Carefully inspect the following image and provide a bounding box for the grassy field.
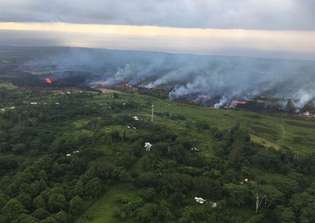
[91,91,315,156]
[120,92,315,155]
[76,185,137,223]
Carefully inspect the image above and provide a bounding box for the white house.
[194,197,206,204]
[191,147,199,152]
[144,142,152,152]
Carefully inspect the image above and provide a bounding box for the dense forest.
[0,84,315,223]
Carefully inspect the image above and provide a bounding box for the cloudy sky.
[0,0,314,59]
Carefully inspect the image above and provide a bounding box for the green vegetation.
[0,81,17,90]
[77,185,137,223]
[0,86,315,223]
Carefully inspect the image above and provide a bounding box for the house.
[301,111,315,118]
[144,142,152,152]
[303,111,311,116]
[1,106,16,112]
[194,197,206,204]
[191,147,199,152]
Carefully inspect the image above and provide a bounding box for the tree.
[0,193,9,209]
[84,177,103,198]
[32,208,50,220]
[69,195,84,216]
[255,184,284,213]
[12,143,27,153]
[17,192,33,210]
[2,198,25,221]
[54,211,68,223]
[47,193,66,212]
[136,203,158,223]
[74,180,84,197]
[0,157,18,174]
[224,183,252,207]
[41,216,57,223]
[179,206,212,223]
[33,194,46,209]
[274,206,295,223]
[16,214,38,223]
[193,176,223,199]
[290,192,315,223]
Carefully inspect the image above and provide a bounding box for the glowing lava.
[45,78,54,85]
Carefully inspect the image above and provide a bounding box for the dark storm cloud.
[0,0,314,30]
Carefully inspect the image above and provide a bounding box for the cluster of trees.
[1,87,315,223]
[0,90,130,222]
[113,122,315,223]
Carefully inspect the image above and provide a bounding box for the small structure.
[194,197,206,204]
[301,111,315,118]
[144,142,152,152]
[73,150,80,154]
[303,111,311,116]
[30,102,38,105]
[66,153,72,157]
[133,116,139,121]
[211,202,217,208]
[229,100,248,108]
[1,106,16,112]
[127,125,137,129]
[191,147,199,152]
[241,178,249,185]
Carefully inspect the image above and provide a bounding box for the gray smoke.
[24,48,315,108]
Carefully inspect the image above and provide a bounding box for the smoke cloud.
[24,48,315,108]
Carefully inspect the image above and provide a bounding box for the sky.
[0,0,314,59]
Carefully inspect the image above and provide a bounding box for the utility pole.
[151,104,154,122]
[255,192,259,213]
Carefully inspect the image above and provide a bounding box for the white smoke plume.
[24,48,315,108]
